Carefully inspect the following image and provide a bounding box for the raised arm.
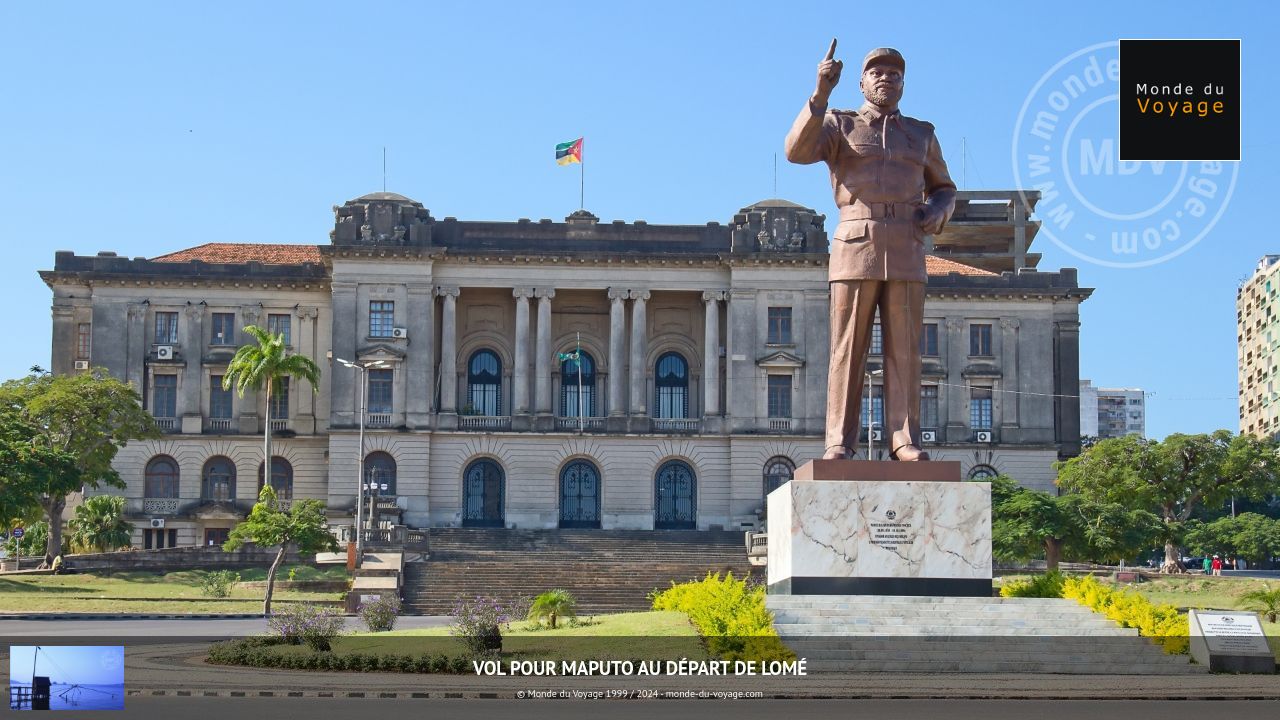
[784,39,842,165]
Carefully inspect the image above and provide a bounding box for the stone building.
[1238,254,1280,438]
[40,190,1090,548]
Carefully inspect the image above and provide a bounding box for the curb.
[0,613,267,620]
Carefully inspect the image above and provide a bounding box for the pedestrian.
[1202,556,1212,575]
[1211,555,1222,576]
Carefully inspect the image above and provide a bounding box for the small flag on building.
[557,351,580,362]
[555,137,583,166]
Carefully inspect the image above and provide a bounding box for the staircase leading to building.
[402,528,754,615]
[767,595,1205,674]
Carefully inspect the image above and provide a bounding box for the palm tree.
[223,326,321,498]
[1241,584,1280,623]
[67,495,133,553]
[528,589,578,629]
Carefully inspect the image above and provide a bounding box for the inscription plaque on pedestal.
[1188,610,1276,673]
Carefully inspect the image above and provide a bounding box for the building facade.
[41,191,1091,548]
[1238,255,1280,438]
[1079,380,1146,439]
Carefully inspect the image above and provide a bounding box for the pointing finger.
[824,38,837,61]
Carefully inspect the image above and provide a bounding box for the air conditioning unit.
[73,360,90,370]
[391,327,408,339]
[871,429,883,441]
[156,345,174,360]
[921,430,937,443]
[976,431,993,443]
[150,518,165,529]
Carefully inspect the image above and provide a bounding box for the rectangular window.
[270,377,289,420]
[154,312,178,344]
[921,386,939,429]
[861,385,884,429]
[153,375,177,417]
[368,369,393,414]
[970,323,993,356]
[210,375,232,419]
[970,387,993,430]
[767,374,792,418]
[767,307,792,344]
[211,313,235,346]
[920,323,939,356]
[369,301,394,337]
[267,313,292,346]
[870,322,883,355]
[76,323,92,359]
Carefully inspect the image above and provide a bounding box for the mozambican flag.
[555,137,583,166]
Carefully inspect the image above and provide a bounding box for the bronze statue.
[785,40,957,462]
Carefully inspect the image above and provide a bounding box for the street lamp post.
[335,357,386,566]
[865,368,883,459]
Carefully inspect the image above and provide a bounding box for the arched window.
[763,456,795,497]
[467,350,502,416]
[365,451,397,495]
[144,456,179,498]
[654,459,696,529]
[257,457,293,500]
[560,350,597,417]
[655,352,689,419]
[559,459,601,528]
[202,456,236,502]
[462,458,504,527]
[967,464,999,480]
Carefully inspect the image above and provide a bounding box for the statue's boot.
[822,445,852,461]
[890,444,930,462]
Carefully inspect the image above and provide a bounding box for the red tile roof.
[151,243,322,265]
[926,256,996,276]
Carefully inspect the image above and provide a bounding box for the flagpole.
[579,138,585,210]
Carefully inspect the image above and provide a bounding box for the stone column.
[702,291,723,418]
[329,282,357,427]
[125,303,147,395]
[50,305,75,376]
[999,318,1020,431]
[628,289,650,420]
[406,284,435,429]
[534,288,556,422]
[943,316,966,442]
[1054,320,1082,458]
[513,288,533,416]
[180,303,204,433]
[437,286,459,427]
[237,304,263,434]
[607,288,627,423]
[296,306,319,434]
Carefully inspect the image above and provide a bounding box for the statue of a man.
[785,41,956,462]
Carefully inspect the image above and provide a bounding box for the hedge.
[1062,575,1188,654]
[650,572,794,662]
[205,637,470,673]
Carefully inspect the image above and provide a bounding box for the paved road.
[0,615,451,637]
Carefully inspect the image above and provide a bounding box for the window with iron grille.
[970,387,993,429]
[211,313,235,346]
[154,312,178,344]
[76,323,91,359]
[210,375,232,419]
[763,456,795,496]
[560,351,597,417]
[767,374,792,418]
[467,350,502,415]
[202,456,236,501]
[767,307,792,344]
[920,323,939,356]
[920,385,939,428]
[368,369,393,414]
[970,324,993,356]
[270,377,289,420]
[267,313,291,345]
[153,375,177,417]
[655,352,689,419]
[369,301,394,337]
[145,456,179,498]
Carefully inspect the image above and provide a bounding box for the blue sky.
[1,1,1274,439]
[8,645,124,685]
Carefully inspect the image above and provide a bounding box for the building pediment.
[757,350,805,369]
[185,501,245,521]
[356,344,407,362]
[922,360,947,377]
[962,363,1003,378]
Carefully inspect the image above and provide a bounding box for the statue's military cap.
[862,47,905,73]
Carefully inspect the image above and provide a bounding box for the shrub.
[267,603,345,652]
[1240,584,1280,623]
[359,594,403,633]
[205,638,467,673]
[1062,575,1187,654]
[999,571,1066,598]
[199,570,241,599]
[450,595,510,656]
[528,589,578,629]
[651,572,793,662]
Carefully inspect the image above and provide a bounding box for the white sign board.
[1188,610,1275,673]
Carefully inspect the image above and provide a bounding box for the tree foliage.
[67,494,134,553]
[222,326,321,478]
[223,485,337,616]
[0,368,158,564]
[1184,513,1280,566]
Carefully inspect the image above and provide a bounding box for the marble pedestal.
[767,460,992,596]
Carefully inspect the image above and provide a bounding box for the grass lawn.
[1117,574,1280,659]
[253,611,706,662]
[0,566,347,614]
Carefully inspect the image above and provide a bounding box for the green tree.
[223,485,338,616]
[528,589,578,629]
[1240,584,1280,623]
[222,326,321,491]
[1185,513,1280,567]
[0,368,158,566]
[67,495,134,553]
[3,521,52,560]
[990,476,1080,571]
[1057,431,1280,572]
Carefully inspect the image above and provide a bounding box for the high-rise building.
[1237,255,1280,438]
[1079,380,1145,439]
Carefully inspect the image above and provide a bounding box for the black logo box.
[1119,39,1240,161]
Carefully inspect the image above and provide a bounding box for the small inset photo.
[8,646,124,711]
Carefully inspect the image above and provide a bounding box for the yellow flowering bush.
[1062,575,1188,654]
[651,572,794,661]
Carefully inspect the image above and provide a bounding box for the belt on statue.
[840,201,919,221]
